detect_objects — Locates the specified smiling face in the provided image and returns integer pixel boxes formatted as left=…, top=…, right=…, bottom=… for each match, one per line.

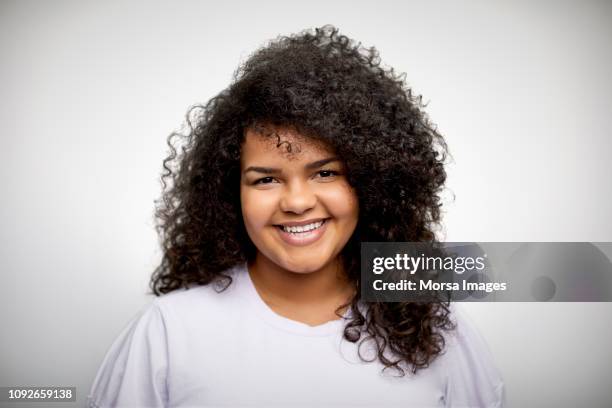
left=240, top=126, right=359, bottom=275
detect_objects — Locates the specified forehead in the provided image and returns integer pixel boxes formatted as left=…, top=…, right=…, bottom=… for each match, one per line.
left=241, top=126, right=334, bottom=164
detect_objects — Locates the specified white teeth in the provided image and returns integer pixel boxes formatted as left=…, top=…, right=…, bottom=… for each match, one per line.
left=281, top=220, right=325, bottom=233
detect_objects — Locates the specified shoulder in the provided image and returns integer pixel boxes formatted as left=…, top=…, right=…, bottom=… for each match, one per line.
left=445, top=304, right=495, bottom=350
left=153, top=263, right=248, bottom=328
left=441, top=304, right=506, bottom=408
left=87, top=299, right=170, bottom=407
left=87, top=264, right=247, bottom=407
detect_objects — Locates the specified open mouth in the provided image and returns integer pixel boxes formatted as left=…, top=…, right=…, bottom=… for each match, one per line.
left=273, top=218, right=330, bottom=246
left=276, top=219, right=328, bottom=234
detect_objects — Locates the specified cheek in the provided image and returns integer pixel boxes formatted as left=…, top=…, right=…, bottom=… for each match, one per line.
left=321, top=184, right=359, bottom=221
left=240, top=187, right=278, bottom=229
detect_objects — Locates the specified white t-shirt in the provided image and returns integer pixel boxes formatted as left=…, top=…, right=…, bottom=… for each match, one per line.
left=88, top=263, right=504, bottom=407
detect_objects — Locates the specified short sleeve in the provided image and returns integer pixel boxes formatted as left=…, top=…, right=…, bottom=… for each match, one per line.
left=444, top=305, right=505, bottom=408
left=87, top=299, right=169, bottom=408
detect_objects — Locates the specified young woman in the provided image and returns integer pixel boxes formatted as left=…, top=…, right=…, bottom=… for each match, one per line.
left=88, top=26, right=504, bottom=407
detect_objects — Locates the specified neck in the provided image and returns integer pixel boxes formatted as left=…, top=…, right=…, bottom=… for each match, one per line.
left=247, top=253, right=354, bottom=308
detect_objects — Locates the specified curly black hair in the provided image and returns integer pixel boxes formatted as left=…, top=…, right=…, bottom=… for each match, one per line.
left=151, top=25, right=453, bottom=375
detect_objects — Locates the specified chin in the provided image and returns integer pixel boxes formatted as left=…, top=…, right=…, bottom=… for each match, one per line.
left=277, top=256, right=329, bottom=274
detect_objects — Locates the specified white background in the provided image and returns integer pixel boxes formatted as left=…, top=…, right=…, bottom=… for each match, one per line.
left=1, top=0, right=611, bottom=406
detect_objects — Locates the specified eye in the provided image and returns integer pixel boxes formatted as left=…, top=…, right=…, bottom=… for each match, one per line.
left=253, top=176, right=276, bottom=185
left=316, top=170, right=340, bottom=179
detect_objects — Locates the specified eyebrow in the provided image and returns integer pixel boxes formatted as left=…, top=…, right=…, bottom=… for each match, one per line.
left=243, top=157, right=340, bottom=174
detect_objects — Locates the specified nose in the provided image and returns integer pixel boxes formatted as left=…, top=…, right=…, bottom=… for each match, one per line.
left=279, top=180, right=317, bottom=215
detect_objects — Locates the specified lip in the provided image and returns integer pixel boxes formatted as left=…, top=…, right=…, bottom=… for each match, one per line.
left=274, top=218, right=330, bottom=247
